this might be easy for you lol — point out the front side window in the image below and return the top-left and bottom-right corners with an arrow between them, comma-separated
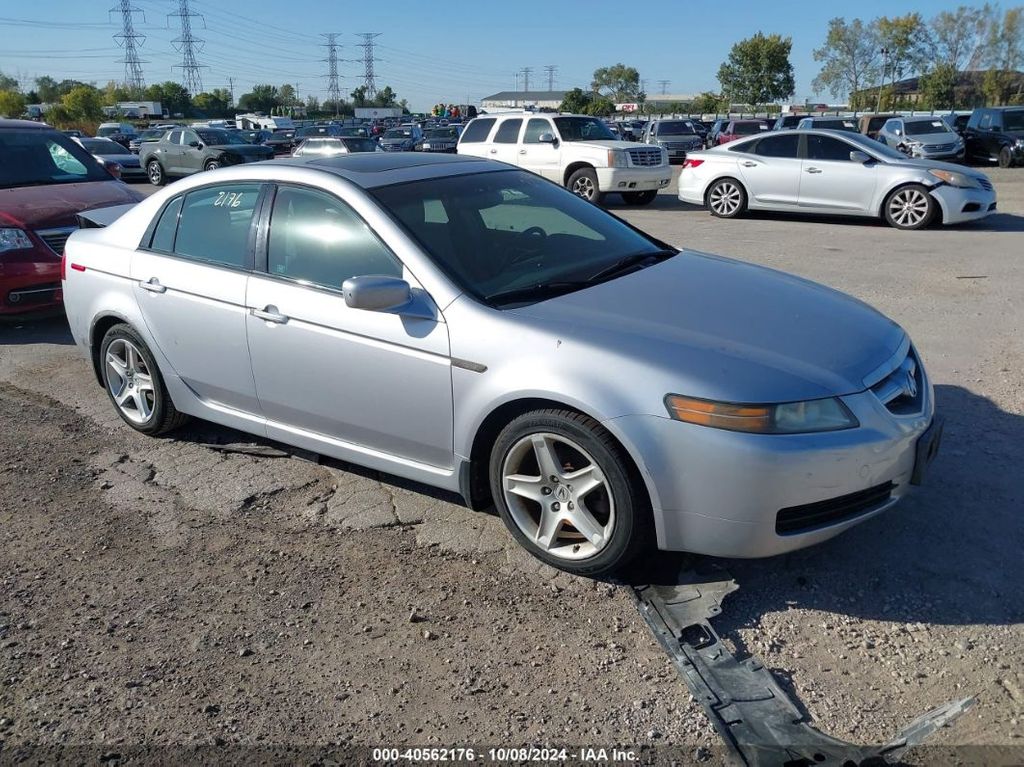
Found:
882,119 -> 901,134
806,135 -> 854,162
493,119 -> 523,144
459,118 -> 495,143
172,183 -> 262,268
267,186 -> 402,290
523,119 -> 553,144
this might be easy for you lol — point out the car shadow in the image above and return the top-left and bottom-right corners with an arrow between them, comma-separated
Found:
952,212 -> 1024,232
0,314 -> 76,346
625,384 -> 1023,633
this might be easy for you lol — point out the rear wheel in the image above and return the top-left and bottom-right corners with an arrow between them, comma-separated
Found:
204,159 -> 220,172
706,178 -> 746,218
622,190 -> 658,205
567,167 -> 604,204
998,146 -> 1013,168
146,160 -> 165,186
884,184 -> 936,230
489,409 -> 650,576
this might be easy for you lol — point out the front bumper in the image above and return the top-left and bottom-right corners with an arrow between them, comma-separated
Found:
609,383 -> 935,558
911,147 -> 966,161
930,184 -> 997,225
596,166 -> 672,193
0,255 -> 62,315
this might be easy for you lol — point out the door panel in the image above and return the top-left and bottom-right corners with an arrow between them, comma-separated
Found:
735,133 -> 802,206
798,135 -> 876,213
518,118 -> 562,182
489,118 -> 524,166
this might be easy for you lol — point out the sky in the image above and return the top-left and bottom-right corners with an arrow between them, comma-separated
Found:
0,0 -> 992,112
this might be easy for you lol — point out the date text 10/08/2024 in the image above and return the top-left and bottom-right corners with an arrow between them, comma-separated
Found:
371,747 -> 639,762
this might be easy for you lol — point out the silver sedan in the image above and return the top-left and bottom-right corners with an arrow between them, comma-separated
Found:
62,154 -> 941,576
678,129 -> 995,229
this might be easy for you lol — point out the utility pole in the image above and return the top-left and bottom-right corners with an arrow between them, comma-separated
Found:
169,0 -> 205,95
875,47 -> 890,113
521,67 -> 533,93
228,76 -> 234,108
354,32 -> 382,98
543,64 -> 557,91
110,0 -> 147,91
321,33 -> 341,116
658,79 -> 670,95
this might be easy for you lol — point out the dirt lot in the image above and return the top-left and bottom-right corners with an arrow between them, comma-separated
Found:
1,168 -> 1022,762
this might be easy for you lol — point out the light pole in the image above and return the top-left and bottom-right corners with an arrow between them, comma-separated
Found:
875,47 -> 890,113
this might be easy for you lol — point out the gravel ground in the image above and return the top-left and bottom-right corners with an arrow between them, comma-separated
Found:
0,166 -> 1022,762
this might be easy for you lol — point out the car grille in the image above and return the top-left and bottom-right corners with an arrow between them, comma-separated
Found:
979,178 -> 994,191
35,226 -> 77,256
924,142 -> 957,152
6,282 -> 61,308
627,147 -> 664,166
663,140 -> 702,151
776,482 -> 895,535
870,348 -> 925,416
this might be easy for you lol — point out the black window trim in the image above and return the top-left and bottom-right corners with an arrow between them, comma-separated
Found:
137,181 -> 269,274
253,181 -> 407,298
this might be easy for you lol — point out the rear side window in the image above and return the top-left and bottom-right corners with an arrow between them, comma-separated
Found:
493,119 -> 523,143
172,184 -> 262,268
150,196 -> 184,252
459,118 -> 496,143
167,130 -> 182,145
753,133 -> 799,158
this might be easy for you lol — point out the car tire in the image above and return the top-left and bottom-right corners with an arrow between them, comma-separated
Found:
883,184 -> 937,230
998,146 -> 1013,168
622,190 -> 658,206
204,160 -> 220,172
146,160 -> 165,186
567,168 -> 604,205
706,177 -> 747,218
99,324 -> 188,436
488,409 -> 650,577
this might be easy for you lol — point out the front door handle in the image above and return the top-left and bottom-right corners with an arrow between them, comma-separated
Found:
519,149 -> 527,154
251,306 -> 288,324
139,278 -> 166,293
489,148 -> 498,154
806,167 -> 823,174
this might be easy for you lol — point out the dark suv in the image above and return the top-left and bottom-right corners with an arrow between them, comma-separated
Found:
641,119 -> 704,161
964,107 -> 1024,168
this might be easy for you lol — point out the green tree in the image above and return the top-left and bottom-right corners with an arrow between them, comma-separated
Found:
981,6 -> 1024,72
584,96 -> 616,116
144,82 -> 192,116
0,90 -> 26,118
278,83 -> 297,107
920,62 -> 960,109
558,87 -> 593,113
192,91 -> 230,116
350,85 -> 368,107
930,5 -> 987,70
717,32 -> 795,107
691,91 -> 725,113
237,84 -> 278,113
0,72 -> 19,92
374,85 -> 397,107
42,104 -> 73,126
982,68 -> 1012,105
35,76 -> 60,103
590,63 -> 641,102
813,18 -> 880,102
61,85 -> 103,121
876,14 -> 932,91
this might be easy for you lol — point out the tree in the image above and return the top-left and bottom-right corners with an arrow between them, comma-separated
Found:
237,84 -> 278,113
193,91 -> 230,116
374,85 -> 397,107
920,62 -> 960,109
930,5 -> 987,70
876,14 -> 932,92
144,82 -> 191,116
590,63 -> 640,102
981,6 -> 1024,72
278,83 -> 297,107
584,96 -> 616,116
0,90 -> 26,118
350,85 -> 368,107
813,18 -> 880,102
35,76 -> 59,103
717,32 -> 795,107
691,91 -> 725,113
559,87 -> 592,113
61,85 -> 103,121
0,72 -> 18,93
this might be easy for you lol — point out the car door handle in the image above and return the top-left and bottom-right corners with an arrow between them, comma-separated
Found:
489,148 -> 498,153
251,306 -> 288,324
519,149 -> 527,154
805,167 -> 823,174
741,161 -> 758,167
139,278 -> 166,293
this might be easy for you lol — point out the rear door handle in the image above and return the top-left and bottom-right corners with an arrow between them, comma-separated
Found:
489,148 -> 498,154
251,306 -> 288,324
741,161 -> 758,167
806,167 -> 823,174
519,149 -> 527,154
139,278 -> 166,293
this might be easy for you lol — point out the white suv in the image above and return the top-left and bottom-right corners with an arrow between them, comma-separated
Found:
457,112 -> 670,205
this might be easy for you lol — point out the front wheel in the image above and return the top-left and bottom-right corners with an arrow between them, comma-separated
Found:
146,160 -> 165,186
706,178 -> 747,218
884,184 -> 936,230
998,146 -> 1013,168
204,160 -> 220,172
567,167 -> 604,204
622,190 -> 658,205
489,409 -> 650,577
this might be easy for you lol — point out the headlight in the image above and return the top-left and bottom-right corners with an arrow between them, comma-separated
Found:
607,150 -> 628,168
1016,138 -> 1024,147
664,394 -> 859,434
0,228 -> 33,254
928,169 -> 980,189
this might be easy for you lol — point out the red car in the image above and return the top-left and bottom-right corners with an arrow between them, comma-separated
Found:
716,119 -> 770,145
0,119 -> 144,316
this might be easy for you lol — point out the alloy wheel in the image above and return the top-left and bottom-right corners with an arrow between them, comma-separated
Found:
709,181 -> 742,216
501,433 -> 615,561
888,188 -> 930,228
104,338 -> 155,425
571,175 -> 596,200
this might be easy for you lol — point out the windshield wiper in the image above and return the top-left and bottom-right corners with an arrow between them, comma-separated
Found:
587,248 -> 677,283
485,280 -> 592,307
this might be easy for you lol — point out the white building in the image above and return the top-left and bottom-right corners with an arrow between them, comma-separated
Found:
481,90 -> 569,110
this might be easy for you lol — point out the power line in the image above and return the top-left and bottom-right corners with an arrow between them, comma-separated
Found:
658,79 -> 670,95
354,32 -> 381,97
168,0 -> 205,95
110,0 -> 147,89
543,64 -> 557,91
521,66 -> 533,93
321,32 -> 341,115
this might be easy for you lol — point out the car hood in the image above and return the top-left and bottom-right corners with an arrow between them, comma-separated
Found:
904,131 -> 961,144
0,180 -> 144,230
511,252 -> 906,403
887,156 -> 987,179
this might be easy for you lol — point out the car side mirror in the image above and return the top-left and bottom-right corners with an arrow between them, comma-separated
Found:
342,275 -> 431,318
849,150 -> 872,164
538,132 -> 558,145
189,141 -> 201,148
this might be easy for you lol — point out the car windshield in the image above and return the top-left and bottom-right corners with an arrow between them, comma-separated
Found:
141,129 -> 164,139
371,169 -> 672,307
384,129 -> 413,138
342,138 -> 377,152
553,116 -> 616,142
197,129 -> 245,145
96,126 -> 125,137
658,121 -> 696,136
904,119 -> 952,136
297,126 -> 332,137
0,129 -> 112,189
80,138 -> 131,155
1002,110 -> 1024,130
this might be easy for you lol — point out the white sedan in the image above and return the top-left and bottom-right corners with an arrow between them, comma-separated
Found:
678,129 -> 996,230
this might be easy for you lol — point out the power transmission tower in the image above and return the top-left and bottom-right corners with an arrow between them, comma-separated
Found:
321,33 -> 342,115
658,79 -> 670,95
521,67 -> 533,93
543,65 -> 557,91
354,32 -> 382,98
169,0 -> 205,95
110,0 -> 147,90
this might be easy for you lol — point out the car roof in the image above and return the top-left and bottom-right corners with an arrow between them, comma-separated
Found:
266,152 -> 499,189
0,118 -> 55,131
